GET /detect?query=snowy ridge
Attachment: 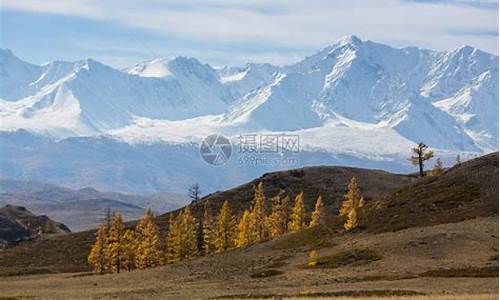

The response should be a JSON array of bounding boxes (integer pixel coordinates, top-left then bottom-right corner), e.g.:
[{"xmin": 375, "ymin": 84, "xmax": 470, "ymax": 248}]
[{"xmin": 0, "ymin": 36, "xmax": 498, "ymax": 156}]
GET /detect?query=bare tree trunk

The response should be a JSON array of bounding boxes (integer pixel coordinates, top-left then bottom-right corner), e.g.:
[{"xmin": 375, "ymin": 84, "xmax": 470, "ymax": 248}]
[{"xmin": 418, "ymin": 153, "xmax": 424, "ymax": 177}]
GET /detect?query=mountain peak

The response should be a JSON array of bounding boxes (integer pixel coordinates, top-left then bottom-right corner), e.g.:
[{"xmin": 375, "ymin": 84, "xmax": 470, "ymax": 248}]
[
  {"xmin": 127, "ymin": 56, "xmax": 206, "ymax": 78},
  {"xmin": 0, "ymin": 37, "xmax": 497, "ymax": 152},
  {"xmin": 0, "ymin": 48, "xmax": 15, "ymax": 58},
  {"xmin": 335, "ymin": 35, "xmax": 363, "ymax": 46},
  {"xmin": 452, "ymin": 45, "xmax": 476, "ymax": 55},
  {"xmin": 168, "ymin": 56, "xmax": 200, "ymax": 65},
  {"xmin": 71, "ymin": 58, "xmax": 111, "ymax": 74},
  {"xmin": 128, "ymin": 55, "xmax": 219, "ymax": 81}
]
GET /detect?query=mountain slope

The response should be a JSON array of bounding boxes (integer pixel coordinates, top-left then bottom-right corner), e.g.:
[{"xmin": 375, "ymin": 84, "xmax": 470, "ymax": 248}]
[
  {"xmin": 225, "ymin": 37, "xmax": 486, "ymax": 151},
  {"xmin": 362, "ymin": 152, "xmax": 498, "ymax": 232},
  {"xmin": 0, "ymin": 37, "xmax": 497, "ymax": 195},
  {"xmin": 179, "ymin": 163, "xmax": 415, "ymax": 221},
  {"xmin": 0, "ymin": 49, "xmax": 43, "ymax": 101},
  {"xmin": 434, "ymin": 69, "xmax": 499, "ymax": 150},
  {"xmin": 0, "ymin": 152, "xmax": 496, "ymax": 276},
  {"xmin": 0, "ymin": 36, "xmax": 497, "ymax": 152},
  {"xmin": 219, "ymin": 63, "xmax": 281, "ymax": 100},
  {"xmin": 0, "ymin": 56, "xmax": 233, "ymax": 135},
  {"xmin": 0, "ymin": 205, "xmax": 70, "ymax": 247}
]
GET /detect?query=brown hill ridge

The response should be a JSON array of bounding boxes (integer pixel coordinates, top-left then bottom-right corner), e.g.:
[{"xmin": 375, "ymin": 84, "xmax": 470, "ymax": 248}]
[
  {"xmin": 0, "ymin": 205, "xmax": 70, "ymax": 247},
  {"xmin": 0, "ymin": 180, "xmax": 186, "ymax": 231},
  {"xmin": 182, "ymin": 164, "xmax": 415, "ymax": 221},
  {"xmin": 362, "ymin": 152, "xmax": 498, "ymax": 232}
]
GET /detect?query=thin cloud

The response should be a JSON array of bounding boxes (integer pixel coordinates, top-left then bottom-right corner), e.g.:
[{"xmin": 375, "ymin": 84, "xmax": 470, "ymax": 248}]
[
  {"xmin": 3, "ymin": 0, "xmax": 498, "ymax": 67},
  {"xmin": 404, "ymin": 0, "xmax": 498, "ymax": 10}
]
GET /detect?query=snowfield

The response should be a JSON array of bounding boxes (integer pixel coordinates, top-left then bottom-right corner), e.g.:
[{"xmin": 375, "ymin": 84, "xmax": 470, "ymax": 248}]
[{"xmin": 0, "ymin": 36, "xmax": 497, "ymax": 193}]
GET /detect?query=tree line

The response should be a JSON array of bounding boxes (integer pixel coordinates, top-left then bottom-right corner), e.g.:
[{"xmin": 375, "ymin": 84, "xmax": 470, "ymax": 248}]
[
  {"xmin": 88, "ymin": 177, "xmax": 364, "ymax": 274},
  {"xmin": 89, "ymin": 142, "xmax": 455, "ymax": 274}
]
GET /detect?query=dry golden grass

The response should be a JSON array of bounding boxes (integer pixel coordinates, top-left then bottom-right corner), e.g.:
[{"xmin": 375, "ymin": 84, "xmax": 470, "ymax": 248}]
[
  {"xmin": 0, "ymin": 218, "xmax": 497, "ymax": 300},
  {"xmin": 0, "ymin": 154, "xmax": 497, "ymax": 300},
  {"xmin": 277, "ymin": 295, "xmax": 497, "ymax": 300}
]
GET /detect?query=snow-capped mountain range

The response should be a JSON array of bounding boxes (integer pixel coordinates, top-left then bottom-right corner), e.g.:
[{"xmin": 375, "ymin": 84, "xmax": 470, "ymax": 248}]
[{"xmin": 0, "ymin": 36, "xmax": 498, "ymax": 194}]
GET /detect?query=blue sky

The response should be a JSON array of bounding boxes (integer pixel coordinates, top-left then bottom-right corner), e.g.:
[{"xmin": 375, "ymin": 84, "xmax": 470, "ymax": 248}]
[{"xmin": 1, "ymin": 0, "xmax": 498, "ymax": 68}]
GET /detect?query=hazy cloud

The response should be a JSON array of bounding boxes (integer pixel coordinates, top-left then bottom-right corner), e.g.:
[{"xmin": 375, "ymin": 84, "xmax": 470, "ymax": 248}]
[{"xmin": 2, "ymin": 0, "xmax": 498, "ymax": 67}]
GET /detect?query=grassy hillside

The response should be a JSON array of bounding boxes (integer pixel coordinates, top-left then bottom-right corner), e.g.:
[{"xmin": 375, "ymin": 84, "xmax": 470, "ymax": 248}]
[
  {"xmin": 361, "ymin": 152, "xmax": 498, "ymax": 232},
  {"xmin": 0, "ymin": 216, "xmax": 497, "ymax": 299},
  {"xmin": 180, "ymin": 165, "xmax": 415, "ymax": 223},
  {"xmin": 0, "ymin": 153, "xmax": 496, "ymax": 277}
]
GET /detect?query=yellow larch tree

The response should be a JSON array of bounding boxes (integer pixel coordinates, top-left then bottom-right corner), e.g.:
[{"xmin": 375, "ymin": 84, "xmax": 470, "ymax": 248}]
[
  {"xmin": 179, "ymin": 206, "xmax": 198, "ymax": 260},
  {"xmin": 309, "ymin": 195, "xmax": 326, "ymax": 227},
  {"xmin": 267, "ymin": 190, "xmax": 290, "ymax": 238},
  {"xmin": 121, "ymin": 229, "xmax": 137, "ymax": 271},
  {"xmin": 166, "ymin": 207, "xmax": 198, "ymax": 262},
  {"xmin": 235, "ymin": 209, "xmax": 253, "ymax": 248},
  {"xmin": 166, "ymin": 213, "xmax": 180, "ymax": 263},
  {"xmin": 344, "ymin": 206, "xmax": 359, "ymax": 231},
  {"xmin": 249, "ymin": 182, "xmax": 269, "ymax": 243},
  {"xmin": 202, "ymin": 201, "xmax": 216, "ymax": 255},
  {"xmin": 88, "ymin": 224, "xmax": 107, "ymax": 274},
  {"xmin": 308, "ymin": 250, "xmax": 318, "ymax": 267},
  {"xmin": 106, "ymin": 213, "xmax": 125, "ymax": 273},
  {"xmin": 339, "ymin": 177, "xmax": 362, "ymax": 217},
  {"xmin": 135, "ymin": 208, "xmax": 161, "ymax": 269},
  {"xmin": 288, "ymin": 191, "xmax": 306, "ymax": 232},
  {"xmin": 340, "ymin": 177, "xmax": 364, "ymax": 231},
  {"xmin": 215, "ymin": 200, "xmax": 236, "ymax": 252}
]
